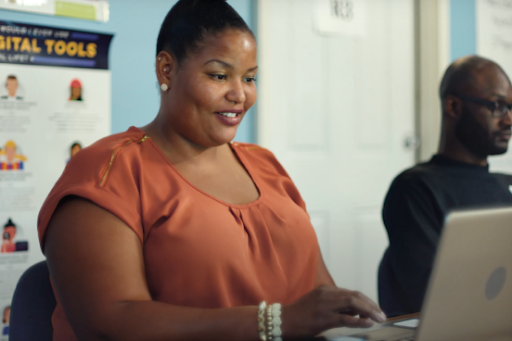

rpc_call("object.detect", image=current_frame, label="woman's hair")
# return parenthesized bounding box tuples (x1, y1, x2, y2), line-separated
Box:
(70, 142, 82, 151)
(4, 219, 15, 230)
(156, 0, 253, 64)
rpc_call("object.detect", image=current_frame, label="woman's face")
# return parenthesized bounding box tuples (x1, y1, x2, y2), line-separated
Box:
(71, 87, 81, 100)
(71, 144, 81, 157)
(2, 227, 15, 242)
(165, 29, 257, 147)
(3, 307, 10, 324)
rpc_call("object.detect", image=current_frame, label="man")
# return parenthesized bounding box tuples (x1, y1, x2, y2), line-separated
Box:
(379, 55, 512, 317)
(1, 75, 23, 101)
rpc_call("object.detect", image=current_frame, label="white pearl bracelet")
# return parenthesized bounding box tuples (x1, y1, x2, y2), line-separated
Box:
(258, 302, 282, 341)
(265, 303, 282, 341)
(258, 301, 267, 341)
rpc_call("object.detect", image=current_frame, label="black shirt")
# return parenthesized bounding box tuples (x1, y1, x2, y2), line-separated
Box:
(379, 154, 512, 317)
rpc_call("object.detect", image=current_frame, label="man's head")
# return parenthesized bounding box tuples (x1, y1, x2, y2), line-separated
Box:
(6, 75, 18, 98)
(439, 56, 512, 158)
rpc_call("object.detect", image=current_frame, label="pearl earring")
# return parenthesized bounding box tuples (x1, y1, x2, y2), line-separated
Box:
(160, 84, 169, 91)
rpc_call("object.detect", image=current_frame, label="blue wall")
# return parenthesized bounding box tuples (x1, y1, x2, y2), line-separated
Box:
(450, 0, 477, 60)
(0, 0, 255, 142)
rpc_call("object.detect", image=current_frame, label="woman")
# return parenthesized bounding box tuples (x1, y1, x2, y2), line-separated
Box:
(70, 142, 82, 159)
(1, 219, 17, 253)
(38, 1, 386, 340)
(2, 306, 10, 336)
(69, 79, 82, 101)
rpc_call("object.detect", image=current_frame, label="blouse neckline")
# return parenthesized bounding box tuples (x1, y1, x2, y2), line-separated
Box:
(130, 126, 263, 209)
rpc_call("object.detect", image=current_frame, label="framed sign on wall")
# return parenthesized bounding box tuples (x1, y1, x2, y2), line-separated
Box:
(0, 0, 109, 22)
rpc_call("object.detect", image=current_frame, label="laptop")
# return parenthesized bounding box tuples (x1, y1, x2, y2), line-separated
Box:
(321, 206, 512, 341)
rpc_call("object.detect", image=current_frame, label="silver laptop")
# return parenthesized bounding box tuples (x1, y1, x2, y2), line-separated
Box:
(321, 206, 512, 341)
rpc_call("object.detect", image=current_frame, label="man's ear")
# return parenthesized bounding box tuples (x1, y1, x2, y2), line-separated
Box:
(443, 95, 463, 120)
(156, 51, 175, 92)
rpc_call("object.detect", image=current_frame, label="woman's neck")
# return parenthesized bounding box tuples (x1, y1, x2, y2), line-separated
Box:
(141, 116, 226, 166)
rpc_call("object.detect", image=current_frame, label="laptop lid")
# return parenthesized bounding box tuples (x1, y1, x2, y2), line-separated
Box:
(416, 206, 512, 341)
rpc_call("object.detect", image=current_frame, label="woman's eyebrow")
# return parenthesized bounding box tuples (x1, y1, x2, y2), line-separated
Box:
(204, 59, 232, 68)
(204, 60, 258, 72)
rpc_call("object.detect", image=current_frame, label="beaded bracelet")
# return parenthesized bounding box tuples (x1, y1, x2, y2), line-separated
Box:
(258, 301, 282, 341)
(271, 303, 282, 341)
(258, 301, 267, 341)
(266, 305, 274, 340)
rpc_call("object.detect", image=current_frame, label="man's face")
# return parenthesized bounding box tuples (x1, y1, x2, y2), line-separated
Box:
(455, 65, 512, 157)
(6, 78, 18, 97)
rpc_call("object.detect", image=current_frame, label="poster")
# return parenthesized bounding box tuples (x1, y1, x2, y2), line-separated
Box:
(476, 0, 512, 173)
(0, 20, 112, 339)
(0, 0, 109, 22)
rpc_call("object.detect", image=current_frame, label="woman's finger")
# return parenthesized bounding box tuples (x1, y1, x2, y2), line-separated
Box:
(334, 293, 386, 323)
(334, 314, 374, 329)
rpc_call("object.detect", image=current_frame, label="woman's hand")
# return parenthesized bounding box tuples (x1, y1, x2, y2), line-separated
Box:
(282, 284, 386, 339)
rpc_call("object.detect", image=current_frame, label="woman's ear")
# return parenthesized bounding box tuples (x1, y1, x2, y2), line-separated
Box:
(156, 51, 175, 92)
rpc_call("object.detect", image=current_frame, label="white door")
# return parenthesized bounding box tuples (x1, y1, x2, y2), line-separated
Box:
(256, 0, 416, 302)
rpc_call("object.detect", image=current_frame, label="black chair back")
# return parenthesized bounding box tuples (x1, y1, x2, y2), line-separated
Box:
(9, 260, 55, 341)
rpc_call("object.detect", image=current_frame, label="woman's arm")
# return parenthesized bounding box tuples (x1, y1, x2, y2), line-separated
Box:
(45, 198, 385, 341)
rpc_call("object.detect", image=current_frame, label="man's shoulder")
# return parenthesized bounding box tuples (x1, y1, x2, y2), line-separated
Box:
(392, 160, 439, 185)
(490, 171, 512, 184)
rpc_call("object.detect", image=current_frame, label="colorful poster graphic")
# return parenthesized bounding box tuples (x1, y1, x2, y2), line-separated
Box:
(0, 21, 112, 340)
(0, 21, 113, 69)
(0, 140, 27, 170)
(0, 0, 109, 22)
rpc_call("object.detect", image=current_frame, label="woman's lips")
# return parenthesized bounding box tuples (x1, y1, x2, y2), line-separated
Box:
(214, 112, 242, 126)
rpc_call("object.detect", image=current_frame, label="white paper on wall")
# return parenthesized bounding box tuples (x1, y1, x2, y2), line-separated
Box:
(476, 0, 512, 173)
(313, 0, 367, 37)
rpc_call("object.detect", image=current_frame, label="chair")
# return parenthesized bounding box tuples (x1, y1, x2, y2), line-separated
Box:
(9, 260, 55, 341)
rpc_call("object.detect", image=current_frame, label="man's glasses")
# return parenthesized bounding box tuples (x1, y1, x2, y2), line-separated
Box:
(455, 95, 512, 119)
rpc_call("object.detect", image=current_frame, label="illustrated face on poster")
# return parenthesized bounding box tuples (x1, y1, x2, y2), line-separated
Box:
(1, 75, 23, 101)
(1, 218, 28, 254)
(0, 141, 27, 171)
(2, 306, 9, 337)
(70, 142, 82, 158)
(70, 79, 83, 101)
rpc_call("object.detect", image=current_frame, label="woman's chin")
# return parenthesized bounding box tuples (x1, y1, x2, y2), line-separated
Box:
(209, 129, 239, 145)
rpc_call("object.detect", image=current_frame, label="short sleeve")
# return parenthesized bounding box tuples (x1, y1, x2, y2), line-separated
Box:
(37, 135, 145, 253)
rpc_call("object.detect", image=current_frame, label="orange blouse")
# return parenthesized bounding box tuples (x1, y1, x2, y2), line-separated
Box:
(38, 127, 320, 341)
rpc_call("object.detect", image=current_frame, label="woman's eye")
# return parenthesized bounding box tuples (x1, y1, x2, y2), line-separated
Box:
(244, 77, 256, 83)
(211, 74, 227, 80)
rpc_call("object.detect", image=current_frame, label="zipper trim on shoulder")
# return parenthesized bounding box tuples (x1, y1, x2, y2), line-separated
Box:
(99, 140, 133, 187)
(139, 135, 149, 144)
